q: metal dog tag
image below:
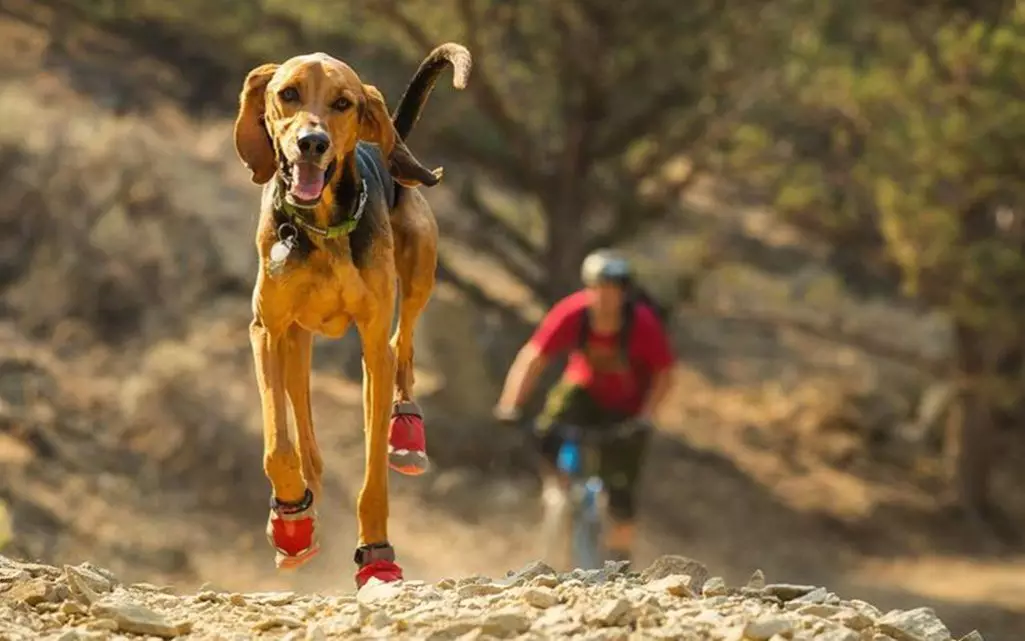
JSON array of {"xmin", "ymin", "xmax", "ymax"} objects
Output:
[{"xmin": 267, "ymin": 223, "xmax": 298, "ymax": 278}]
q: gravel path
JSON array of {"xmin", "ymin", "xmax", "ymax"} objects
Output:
[{"xmin": 0, "ymin": 554, "xmax": 981, "ymax": 640}]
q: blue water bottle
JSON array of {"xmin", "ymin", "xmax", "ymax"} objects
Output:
[{"xmin": 557, "ymin": 441, "xmax": 581, "ymax": 474}]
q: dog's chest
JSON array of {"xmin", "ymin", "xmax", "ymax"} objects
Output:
[{"xmin": 286, "ymin": 257, "xmax": 367, "ymax": 337}]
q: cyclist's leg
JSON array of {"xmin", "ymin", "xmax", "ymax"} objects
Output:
[
  {"xmin": 598, "ymin": 427, "xmax": 652, "ymax": 563},
  {"xmin": 536, "ymin": 426, "xmax": 569, "ymax": 500},
  {"xmin": 534, "ymin": 424, "xmax": 572, "ymax": 566}
]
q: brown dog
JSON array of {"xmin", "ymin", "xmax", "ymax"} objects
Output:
[{"xmin": 232, "ymin": 44, "xmax": 471, "ymax": 586}]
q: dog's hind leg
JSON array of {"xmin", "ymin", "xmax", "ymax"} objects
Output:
[
  {"xmin": 387, "ymin": 189, "xmax": 438, "ymax": 476},
  {"xmin": 353, "ymin": 268, "xmax": 402, "ymax": 586}
]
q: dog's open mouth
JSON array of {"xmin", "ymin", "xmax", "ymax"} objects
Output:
[{"xmin": 282, "ymin": 160, "xmax": 331, "ymax": 208}]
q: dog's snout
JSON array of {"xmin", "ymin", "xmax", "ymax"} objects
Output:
[{"xmin": 297, "ymin": 130, "xmax": 331, "ymax": 159}]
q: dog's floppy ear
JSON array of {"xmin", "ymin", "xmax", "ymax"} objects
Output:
[
  {"xmin": 234, "ymin": 63, "xmax": 279, "ymax": 185},
  {"xmin": 359, "ymin": 84, "xmax": 442, "ymax": 188}
]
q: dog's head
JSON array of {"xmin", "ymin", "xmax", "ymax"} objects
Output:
[{"xmin": 233, "ymin": 53, "xmax": 439, "ymax": 208}]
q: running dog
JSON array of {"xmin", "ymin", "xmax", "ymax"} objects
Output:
[{"xmin": 233, "ymin": 43, "xmax": 471, "ymax": 585}]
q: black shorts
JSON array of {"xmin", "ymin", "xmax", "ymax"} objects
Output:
[{"xmin": 535, "ymin": 424, "xmax": 650, "ymax": 521}]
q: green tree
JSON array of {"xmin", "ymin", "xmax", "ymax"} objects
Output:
[
  {"xmin": 358, "ymin": 0, "xmax": 778, "ymax": 301},
  {"xmin": 728, "ymin": 1, "xmax": 1025, "ymax": 519}
]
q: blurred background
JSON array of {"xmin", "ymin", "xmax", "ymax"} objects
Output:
[{"xmin": 0, "ymin": 0, "xmax": 1024, "ymax": 638}]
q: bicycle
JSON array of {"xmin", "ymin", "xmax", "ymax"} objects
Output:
[{"xmin": 513, "ymin": 418, "xmax": 649, "ymax": 571}]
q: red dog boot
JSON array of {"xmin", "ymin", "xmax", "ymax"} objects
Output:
[
  {"xmin": 354, "ymin": 542, "xmax": 403, "ymax": 587},
  {"xmin": 266, "ymin": 489, "xmax": 319, "ymax": 570},
  {"xmin": 389, "ymin": 401, "xmax": 429, "ymax": 476}
]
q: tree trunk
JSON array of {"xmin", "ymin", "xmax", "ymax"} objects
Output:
[
  {"xmin": 944, "ymin": 322, "xmax": 996, "ymax": 515},
  {"xmin": 541, "ymin": 189, "xmax": 586, "ymax": 303}
]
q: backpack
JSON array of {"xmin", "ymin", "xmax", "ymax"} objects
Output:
[{"xmin": 576, "ymin": 283, "xmax": 671, "ymax": 361}]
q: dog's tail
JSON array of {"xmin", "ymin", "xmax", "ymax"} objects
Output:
[{"xmin": 391, "ymin": 43, "xmax": 472, "ymax": 141}]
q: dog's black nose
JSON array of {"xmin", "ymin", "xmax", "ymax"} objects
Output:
[{"xmin": 297, "ymin": 130, "xmax": 331, "ymax": 159}]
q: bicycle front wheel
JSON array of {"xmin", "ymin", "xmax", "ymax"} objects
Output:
[{"xmin": 570, "ymin": 478, "xmax": 605, "ymax": 570}]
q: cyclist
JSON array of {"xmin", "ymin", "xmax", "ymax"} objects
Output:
[{"xmin": 493, "ymin": 250, "xmax": 675, "ymax": 564}]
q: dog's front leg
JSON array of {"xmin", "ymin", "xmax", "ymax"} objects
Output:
[
  {"xmin": 251, "ymin": 317, "xmax": 319, "ymax": 569},
  {"xmin": 353, "ymin": 297, "xmax": 403, "ymax": 586}
]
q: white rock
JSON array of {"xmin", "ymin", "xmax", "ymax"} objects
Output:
[
  {"xmin": 702, "ymin": 576, "xmax": 728, "ymax": 597},
  {"xmin": 521, "ymin": 587, "xmax": 559, "ymax": 609},
  {"xmin": 743, "ymin": 615, "xmax": 794, "ymax": 640},
  {"xmin": 89, "ymin": 599, "xmax": 192, "ymax": 638},
  {"xmin": 645, "ymin": 575, "xmax": 695, "ymax": 598},
  {"xmin": 877, "ymin": 607, "xmax": 952, "ymax": 641}
]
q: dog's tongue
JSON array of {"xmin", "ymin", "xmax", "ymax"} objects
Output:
[{"xmin": 290, "ymin": 163, "xmax": 324, "ymax": 201}]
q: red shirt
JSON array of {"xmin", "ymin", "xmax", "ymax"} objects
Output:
[{"xmin": 529, "ymin": 290, "xmax": 674, "ymax": 415}]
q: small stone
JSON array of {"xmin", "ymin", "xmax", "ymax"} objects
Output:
[
  {"xmin": 796, "ymin": 603, "xmax": 844, "ymax": 618},
  {"xmin": 86, "ymin": 618, "xmax": 119, "ymax": 631},
  {"xmin": 60, "ymin": 600, "xmax": 87, "ymax": 615},
  {"xmin": 64, "ymin": 566, "xmax": 112, "ymax": 595},
  {"xmin": 877, "ymin": 608, "xmax": 952, "ymax": 641},
  {"xmin": 744, "ymin": 615, "xmax": 794, "ymax": 640},
  {"xmin": 130, "ymin": 583, "xmax": 175, "ymax": 594},
  {"xmin": 248, "ymin": 591, "xmax": 296, "ymax": 606},
  {"xmin": 957, "ymin": 632, "xmax": 984, "ymax": 641},
  {"xmin": 457, "ymin": 583, "xmax": 506, "ymax": 598},
  {"xmin": 426, "ymin": 622, "xmax": 481, "ymax": 640},
  {"xmin": 587, "ymin": 598, "xmax": 634, "ymax": 627},
  {"xmin": 785, "ymin": 586, "xmax": 829, "ymax": 606},
  {"xmin": 833, "ymin": 609, "xmax": 874, "ymax": 631},
  {"xmin": 367, "ymin": 610, "xmax": 392, "ymax": 629},
  {"xmin": 702, "ymin": 576, "xmax": 728, "ymax": 597},
  {"xmin": 5, "ymin": 578, "xmax": 56, "ymax": 605},
  {"xmin": 20, "ymin": 563, "xmax": 61, "ymax": 578},
  {"xmin": 0, "ymin": 568, "xmax": 31, "ymax": 583},
  {"xmin": 90, "ymin": 599, "xmax": 192, "ymax": 638},
  {"xmin": 65, "ymin": 572, "xmax": 100, "ymax": 606},
  {"xmin": 640, "ymin": 555, "xmax": 710, "ymax": 592},
  {"xmin": 436, "ymin": 578, "xmax": 457, "ymax": 590},
  {"xmin": 849, "ymin": 599, "xmax": 882, "ymax": 618},
  {"xmin": 195, "ymin": 590, "xmax": 221, "ymax": 602},
  {"xmin": 228, "ymin": 593, "xmax": 246, "ymax": 606},
  {"xmin": 305, "ymin": 624, "xmax": 327, "ymax": 641},
  {"xmin": 762, "ymin": 583, "xmax": 817, "ymax": 601},
  {"xmin": 816, "ymin": 627, "xmax": 861, "ymax": 641},
  {"xmin": 502, "ymin": 560, "xmax": 557, "ymax": 586},
  {"xmin": 746, "ymin": 569, "xmax": 766, "ymax": 589},
  {"xmin": 522, "ymin": 587, "xmax": 559, "ymax": 609},
  {"xmin": 252, "ymin": 616, "xmax": 303, "ymax": 631},
  {"xmin": 79, "ymin": 563, "xmax": 117, "ymax": 585},
  {"xmin": 529, "ymin": 574, "xmax": 559, "ymax": 589},
  {"xmin": 480, "ymin": 609, "xmax": 532, "ymax": 635},
  {"xmin": 646, "ymin": 575, "xmax": 695, "ymax": 598}
]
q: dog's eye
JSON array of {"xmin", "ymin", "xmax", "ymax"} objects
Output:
[
  {"xmin": 332, "ymin": 97, "xmax": 351, "ymax": 112},
  {"xmin": 280, "ymin": 87, "xmax": 300, "ymax": 103}
]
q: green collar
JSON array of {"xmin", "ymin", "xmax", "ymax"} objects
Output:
[{"xmin": 275, "ymin": 179, "xmax": 368, "ymax": 239}]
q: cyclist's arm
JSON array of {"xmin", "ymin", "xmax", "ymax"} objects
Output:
[
  {"xmin": 496, "ymin": 295, "xmax": 583, "ymax": 414},
  {"xmin": 497, "ymin": 343, "xmax": 547, "ymax": 411},
  {"xmin": 635, "ymin": 307, "xmax": 675, "ymax": 423},
  {"xmin": 638, "ymin": 368, "xmax": 674, "ymax": 422}
]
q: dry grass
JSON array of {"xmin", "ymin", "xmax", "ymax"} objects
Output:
[{"xmin": 0, "ymin": 79, "xmax": 257, "ymax": 348}]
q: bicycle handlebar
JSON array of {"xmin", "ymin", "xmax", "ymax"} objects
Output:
[{"xmin": 496, "ymin": 409, "xmax": 650, "ymax": 445}]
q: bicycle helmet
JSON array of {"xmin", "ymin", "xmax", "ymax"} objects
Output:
[{"xmin": 580, "ymin": 249, "xmax": 632, "ymax": 286}]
